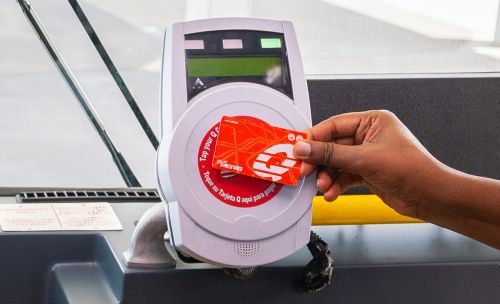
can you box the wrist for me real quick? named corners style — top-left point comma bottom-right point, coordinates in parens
top-left (415, 166), bottom-right (500, 249)
top-left (414, 164), bottom-right (463, 222)
top-left (416, 164), bottom-right (500, 224)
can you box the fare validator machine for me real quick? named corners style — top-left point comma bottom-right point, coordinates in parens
top-left (157, 18), bottom-right (317, 268)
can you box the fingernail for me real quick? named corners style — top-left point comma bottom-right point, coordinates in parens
top-left (294, 141), bottom-right (311, 157)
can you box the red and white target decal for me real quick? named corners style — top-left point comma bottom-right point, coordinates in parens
top-left (197, 120), bottom-right (282, 208)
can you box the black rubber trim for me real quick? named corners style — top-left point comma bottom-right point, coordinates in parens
top-left (16, 0), bottom-right (141, 187)
top-left (68, 0), bottom-right (159, 149)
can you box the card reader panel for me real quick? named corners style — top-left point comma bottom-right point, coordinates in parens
top-left (185, 30), bottom-right (293, 101)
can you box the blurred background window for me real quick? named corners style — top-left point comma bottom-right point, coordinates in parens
top-left (1, 0), bottom-right (499, 187)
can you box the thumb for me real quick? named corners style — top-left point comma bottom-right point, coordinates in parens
top-left (293, 140), bottom-right (363, 172)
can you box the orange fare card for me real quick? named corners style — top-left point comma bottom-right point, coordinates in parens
top-left (212, 116), bottom-right (307, 186)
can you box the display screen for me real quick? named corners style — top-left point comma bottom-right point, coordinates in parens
top-left (184, 30), bottom-right (292, 100)
top-left (187, 57), bottom-right (282, 77)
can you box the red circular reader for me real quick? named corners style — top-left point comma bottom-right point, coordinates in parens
top-left (197, 117), bottom-right (283, 208)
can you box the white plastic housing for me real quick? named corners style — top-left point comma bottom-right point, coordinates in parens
top-left (157, 18), bottom-right (316, 267)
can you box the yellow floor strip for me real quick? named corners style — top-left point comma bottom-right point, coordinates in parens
top-left (312, 195), bottom-right (422, 225)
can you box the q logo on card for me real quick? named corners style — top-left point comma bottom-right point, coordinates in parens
top-left (252, 143), bottom-right (297, 182)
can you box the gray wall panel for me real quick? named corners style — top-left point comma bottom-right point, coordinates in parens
top-left (308, 78), bottom-right (500, 181)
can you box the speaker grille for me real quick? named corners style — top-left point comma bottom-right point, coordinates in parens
top-left (234, 242), bottom-right (261, 257)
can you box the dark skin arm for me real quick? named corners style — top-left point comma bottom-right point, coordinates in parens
top-left (293, 110), bottom-right (500, 250)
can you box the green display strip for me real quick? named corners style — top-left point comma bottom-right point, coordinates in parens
top-left (187, 57), bottom-right (281, 77)
top-left (260, 38), bottom-right (282, 48)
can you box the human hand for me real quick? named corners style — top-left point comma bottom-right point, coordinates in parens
top-left (293, 110), bottom-right (447, 219)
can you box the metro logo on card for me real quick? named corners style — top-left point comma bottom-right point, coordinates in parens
top-left (212, 116), bottom-right (306, 186)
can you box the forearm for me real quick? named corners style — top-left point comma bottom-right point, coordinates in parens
top-left (418, 168), bottom-right (500, 249)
